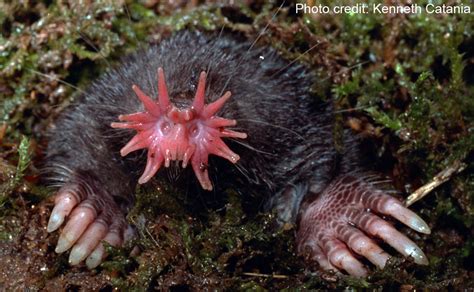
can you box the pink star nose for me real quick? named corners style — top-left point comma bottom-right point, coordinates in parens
top-left (111, 68), bottom-right (247, 190)
top-left (167, 107), bottom-right (194, 123)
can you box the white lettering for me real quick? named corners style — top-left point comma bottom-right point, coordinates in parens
top-left (294, 3), bottom-right (330, 14)
top-left (373, 3), bottom-right (382, 13)
top-left (295, 3), bottom-right (304, 13)
top-left (426, 4), bottom-right (471, 14)
top-left (373, 4), bottom-right (421, 14)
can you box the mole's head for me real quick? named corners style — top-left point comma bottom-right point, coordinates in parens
top-left (111, 68), bottom-right (247, 190)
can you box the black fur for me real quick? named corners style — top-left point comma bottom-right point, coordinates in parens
top-left (45, 30), bottom-right (361, 223)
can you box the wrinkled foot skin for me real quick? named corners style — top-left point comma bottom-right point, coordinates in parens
top-left (296, 174), bottom-right (431, 277)
top-left (47, 183), bottom-right (135, 268)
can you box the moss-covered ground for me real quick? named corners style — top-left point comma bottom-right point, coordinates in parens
top-left (0, 0), bottom-right (472, 290)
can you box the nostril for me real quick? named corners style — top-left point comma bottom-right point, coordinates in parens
top-left (160, 121), bottom-right (171, 134)
top-left (189, 124), bottom-right (199, 137)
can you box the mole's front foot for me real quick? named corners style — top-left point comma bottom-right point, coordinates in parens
top-left (296, 174), bottom-right (430, 277)
top-left (47, 183), bottom-right (134, 268)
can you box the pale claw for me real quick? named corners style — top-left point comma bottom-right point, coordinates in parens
top-left (85, 231), bottom-right (123, 269)
top-left (380, 199), bottom-right (431, 234)
top-left (339, 225), bottom-right (390, 269)
top-left (85, 225), bottom-right (135, 269)
top-left (55, 204), bottom-right (96, 253)
top-left (69, 221), bottom-right (108, 265)
top-left (355, 211), bottom-right (428, 265)
top-left (47, 190), bottom-right (79, 232)
top-left (296, 174), bottom-right (430, 277)
top-left (324, 237), bottom-right (368, 277)
top-left (48, 184), bottom-right (133, 267)
top-left (305, 241), bottom-right (339, 272)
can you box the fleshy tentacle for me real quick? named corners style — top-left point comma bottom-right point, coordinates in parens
top-left (111, 68), bottom-right (247, 190)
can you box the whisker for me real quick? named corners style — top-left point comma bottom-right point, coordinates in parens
top-left (27, 68), bottom-right (86, 95)
top-left (333, 106), bottom-right (371, 114)
top-left (231, 139), bottom-right (277, 156)
top-left (78, 32), bottom-right (111, 67)
top-left (233, 162), bottom-right (252, 182)
top-left (368, 179), bottom-right (393, 185)
top-left (237, 118), bottom-right (305, 141)
top-left (206, 24), bottom-right (226, 77)
top-left (385, 190), bottom-right (402, 195)
top-left (319, 60), bottom-right (371, 85)
top-left (204, 24), bottom-right (227, 99)
top-left (119, 3), bottom-right (155, 98)
top-left (246, 1), bottom-right (286, 55)
top-left (219, 1), bottom-right (286, 96)
top-left (123, 3), bottom-right (139, 45)
top-left (269, 41), bottom-right (322, 78)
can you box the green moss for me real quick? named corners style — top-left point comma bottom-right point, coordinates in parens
top-left (0, 0), bottom-right (472, 290)
top-left (0, 135), bottom-right (31, 203)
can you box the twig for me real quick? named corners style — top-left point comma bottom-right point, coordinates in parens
top-left (242, 272), bottom-right (289, 279)
top-left (405, 160), bottom-right (467, 207)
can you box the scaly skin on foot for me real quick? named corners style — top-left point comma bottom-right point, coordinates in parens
top-left (47, 183), bottom-right (134, 268)
top-left (296, 174), bottom-right (430, 277)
